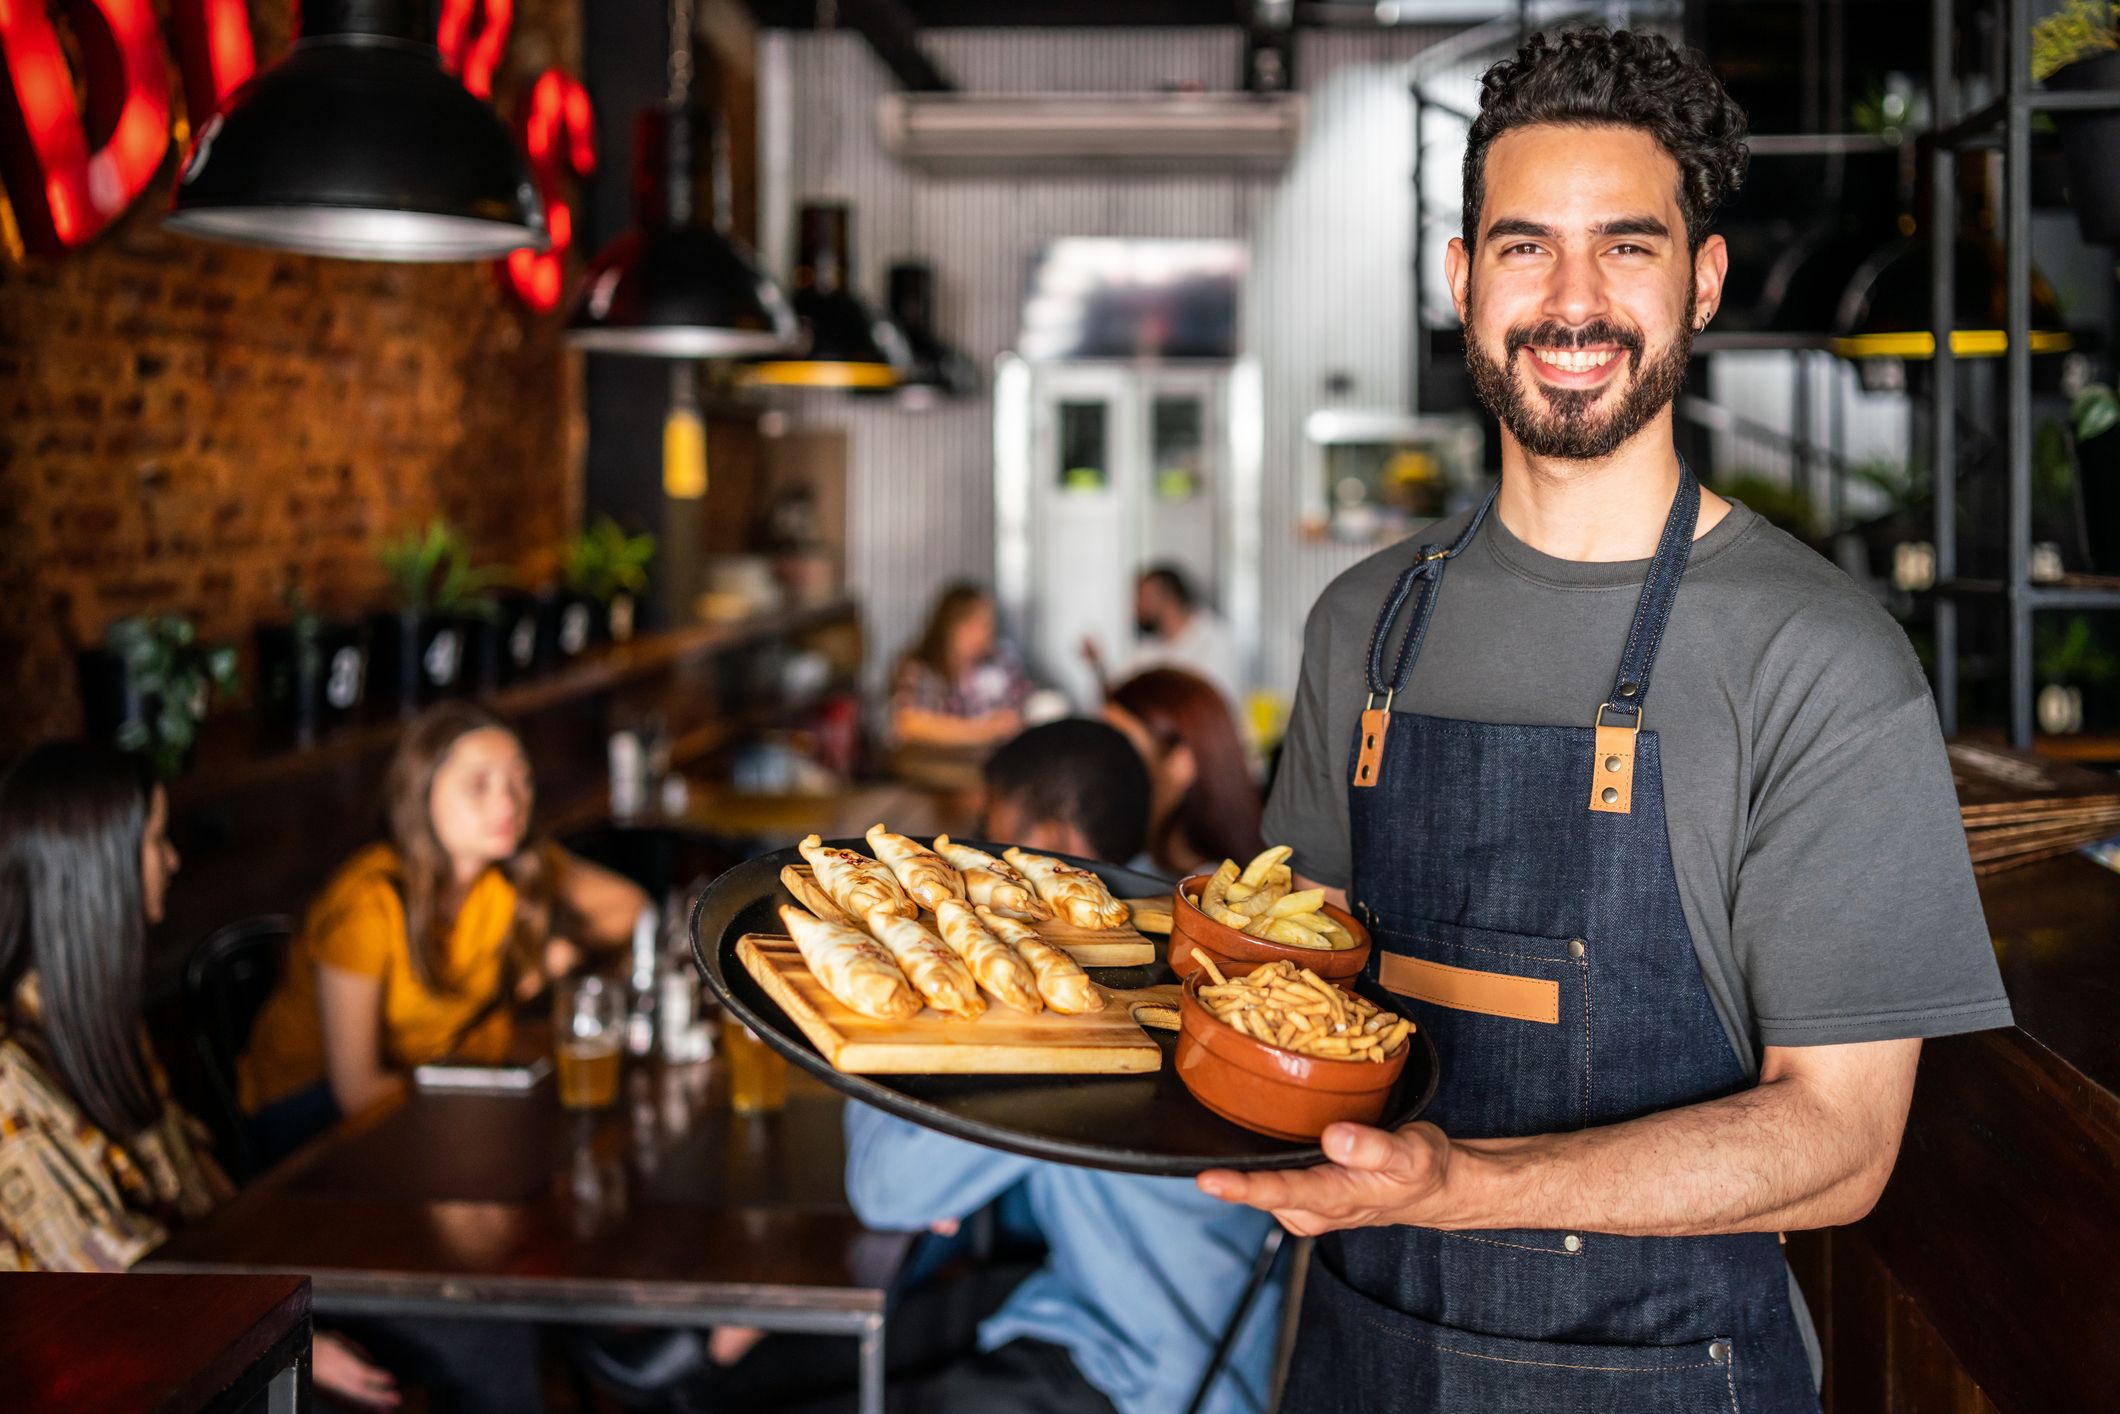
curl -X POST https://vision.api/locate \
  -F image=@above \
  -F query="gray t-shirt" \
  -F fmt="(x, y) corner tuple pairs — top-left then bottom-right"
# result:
(1264, 499), (2013, 1070)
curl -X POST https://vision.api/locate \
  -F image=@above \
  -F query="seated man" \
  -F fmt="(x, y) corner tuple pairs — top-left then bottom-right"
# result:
(702, 721), (1284, 1414)
(846, 719), (1284, 1414)
(980, 717), (1162, 876)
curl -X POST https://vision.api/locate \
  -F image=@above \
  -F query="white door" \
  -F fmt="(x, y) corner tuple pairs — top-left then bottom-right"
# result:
(998, 360), (1253, 713)
(1024, 364), (1134, 711)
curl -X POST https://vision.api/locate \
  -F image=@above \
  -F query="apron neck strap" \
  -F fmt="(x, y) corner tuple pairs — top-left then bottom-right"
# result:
(1364, 483), (1501, 699)
(1363, 459), (1703, 709)
(1598, 458), (1701, 724)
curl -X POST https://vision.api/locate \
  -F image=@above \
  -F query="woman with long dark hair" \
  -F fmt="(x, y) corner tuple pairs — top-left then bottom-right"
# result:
(1105, 668), (1265, 878)
(240, 701), (648, 1124)
(0, 741), (400, 1407)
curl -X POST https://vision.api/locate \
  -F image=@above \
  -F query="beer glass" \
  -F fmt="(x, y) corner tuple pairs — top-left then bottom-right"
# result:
(555, 975), (623, 1109)
(721, 1016), (787, 1115)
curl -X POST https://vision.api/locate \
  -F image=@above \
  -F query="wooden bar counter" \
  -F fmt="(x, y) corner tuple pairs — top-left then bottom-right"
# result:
(1791, 852), (2120, 1412)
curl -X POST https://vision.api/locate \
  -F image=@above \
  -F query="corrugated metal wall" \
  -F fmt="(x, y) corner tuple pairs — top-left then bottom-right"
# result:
(759, 26), (1455, 702)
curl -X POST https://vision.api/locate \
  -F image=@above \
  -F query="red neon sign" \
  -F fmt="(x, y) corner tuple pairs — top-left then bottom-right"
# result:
(0, 0), (592, 311)
(0, 0), (173, 252)
(503, 68), (594, 313)
(169, 0), (257, 127)
(437, 0), (513, 101)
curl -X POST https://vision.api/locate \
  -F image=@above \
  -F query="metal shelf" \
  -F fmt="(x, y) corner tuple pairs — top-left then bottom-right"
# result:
(1926, 0), (2116, 746)
(1691, 331), (1843, 353)
(1934, 87), (2120, 151)
(1746, 133), (1903, 156)
(1934, 580), (2120, 609)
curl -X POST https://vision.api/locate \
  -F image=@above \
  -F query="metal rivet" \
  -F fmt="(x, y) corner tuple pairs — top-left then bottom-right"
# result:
(1708, 1341), (1730, 1364)
(1618, 681), (1638, 698)
(1562, 1234), (1582, 1253)
(1603, 755), (1622, 772)
(1600, 786), (1619, 804)
(1568, 939), (1585, 959)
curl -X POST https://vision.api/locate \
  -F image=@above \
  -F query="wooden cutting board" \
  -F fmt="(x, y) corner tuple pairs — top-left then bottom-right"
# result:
(786, 866), (1163, 967)
(737, 935), (1178, 1074)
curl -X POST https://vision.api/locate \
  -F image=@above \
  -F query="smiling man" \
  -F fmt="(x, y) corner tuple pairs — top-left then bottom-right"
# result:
(1200, 28), (2012, 1413)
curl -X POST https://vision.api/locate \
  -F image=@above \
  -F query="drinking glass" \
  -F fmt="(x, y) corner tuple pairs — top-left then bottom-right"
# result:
(721, 1016), (788, 1115)
(554, 975), (623, 1110)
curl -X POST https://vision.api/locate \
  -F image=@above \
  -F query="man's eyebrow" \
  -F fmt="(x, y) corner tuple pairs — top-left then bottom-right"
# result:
(1482, 216), (1673, 242)
(1593, 216), (1671, 239)
(1483, 218), (1556, 241)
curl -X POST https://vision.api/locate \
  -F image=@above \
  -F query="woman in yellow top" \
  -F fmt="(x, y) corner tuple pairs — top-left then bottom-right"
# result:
(241, 701), (649, 1137)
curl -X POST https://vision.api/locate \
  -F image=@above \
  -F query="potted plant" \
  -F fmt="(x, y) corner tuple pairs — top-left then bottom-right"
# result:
(255, 591), (367, 743)
(371, 521), (506, 713)
(564, 518), (657, 645)
(2035, 614), (2120, 735)
(2033, 1), (2120, 243)
(76, 615), (239, 779)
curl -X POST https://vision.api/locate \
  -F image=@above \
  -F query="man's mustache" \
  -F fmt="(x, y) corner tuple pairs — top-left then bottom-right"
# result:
(1505, 320), (1645, 358)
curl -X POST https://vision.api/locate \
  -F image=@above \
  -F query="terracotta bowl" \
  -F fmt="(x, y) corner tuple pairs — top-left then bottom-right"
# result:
(1168, 873), (1372, 983)
(1174, 971), (1409, 1141)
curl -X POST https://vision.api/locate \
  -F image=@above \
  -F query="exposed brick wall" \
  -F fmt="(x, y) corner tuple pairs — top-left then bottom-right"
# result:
(0, 0), (587, 756)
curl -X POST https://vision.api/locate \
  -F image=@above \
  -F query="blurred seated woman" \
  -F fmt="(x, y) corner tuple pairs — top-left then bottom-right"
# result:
(890, 582), (1034, 751)
(0, 742), (400, 1408)
(239, 702), (648, 1142)
(1104, 668), (1265, 879)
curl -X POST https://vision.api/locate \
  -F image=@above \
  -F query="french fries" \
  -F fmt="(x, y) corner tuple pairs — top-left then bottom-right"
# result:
(1187, 846), (1358, 950)
(1190, 952), (1411, 1063)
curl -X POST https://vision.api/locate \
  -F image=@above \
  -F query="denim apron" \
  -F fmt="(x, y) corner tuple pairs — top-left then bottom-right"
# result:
(1282, 465), (1820, 1414)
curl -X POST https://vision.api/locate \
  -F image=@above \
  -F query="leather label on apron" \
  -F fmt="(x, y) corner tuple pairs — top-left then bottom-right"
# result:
(1588, 723), (1637, 815)
(1377, 953), (1560, 1024)
(1353, 708), (1390, 788)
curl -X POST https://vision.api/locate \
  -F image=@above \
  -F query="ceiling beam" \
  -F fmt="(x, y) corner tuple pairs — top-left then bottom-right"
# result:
(841, 0), (954, 91)
(743, 0), (954, 89)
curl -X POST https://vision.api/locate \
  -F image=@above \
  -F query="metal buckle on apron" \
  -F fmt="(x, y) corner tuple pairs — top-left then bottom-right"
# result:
(1353, 687), (1394, 789)
(1588, 701), (1641, 815)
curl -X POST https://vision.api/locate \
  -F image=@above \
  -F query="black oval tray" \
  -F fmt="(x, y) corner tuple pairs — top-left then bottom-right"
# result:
(691, 840), (1438, 1176)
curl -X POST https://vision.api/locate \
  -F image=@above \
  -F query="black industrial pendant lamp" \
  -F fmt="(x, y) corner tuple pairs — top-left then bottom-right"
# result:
(748, 202), (909, 389)
(566, 0), (797, 357)
(861, 261), (976, 407)
(164, 0), (544, 261)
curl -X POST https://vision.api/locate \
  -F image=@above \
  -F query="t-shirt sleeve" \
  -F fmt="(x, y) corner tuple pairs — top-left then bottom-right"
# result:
(1733, 622), (2012, 1049)
(1263, 596), (1354, 890)
(305, 875), (401, 980)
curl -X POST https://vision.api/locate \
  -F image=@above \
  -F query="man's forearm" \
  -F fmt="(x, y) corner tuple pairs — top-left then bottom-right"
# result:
(1436, 1064), (1906, 1237)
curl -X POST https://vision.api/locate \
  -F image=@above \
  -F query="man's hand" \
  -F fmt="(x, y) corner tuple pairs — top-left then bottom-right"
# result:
(1203, 1038), (1921, 1241)
(1198, 1121), (1461, 1237)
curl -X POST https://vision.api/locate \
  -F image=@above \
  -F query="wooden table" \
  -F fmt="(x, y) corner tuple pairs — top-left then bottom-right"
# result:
(6, 1272), (310, 1412)
(144, 1062), (912, 1414)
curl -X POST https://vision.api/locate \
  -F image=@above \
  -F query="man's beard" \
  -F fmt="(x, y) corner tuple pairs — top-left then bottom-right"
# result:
(1464, 291), (1695, 461)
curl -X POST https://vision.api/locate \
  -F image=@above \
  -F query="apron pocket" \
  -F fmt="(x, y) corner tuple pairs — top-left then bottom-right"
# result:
(1294, 1253), (1742, 1414)
(1368, 915), (1590, 1134)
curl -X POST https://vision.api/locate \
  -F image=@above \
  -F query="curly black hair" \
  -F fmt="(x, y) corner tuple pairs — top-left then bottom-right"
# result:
(1462, 28), (1749, 253)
